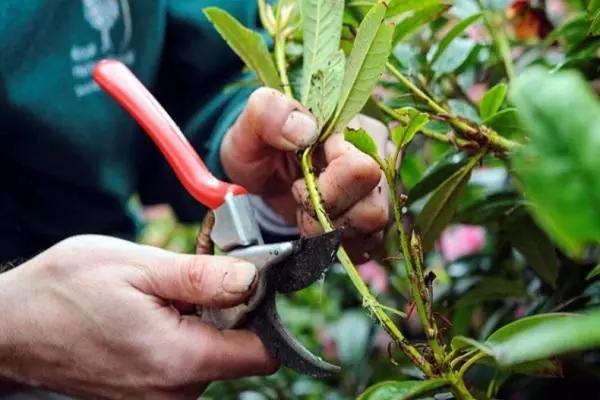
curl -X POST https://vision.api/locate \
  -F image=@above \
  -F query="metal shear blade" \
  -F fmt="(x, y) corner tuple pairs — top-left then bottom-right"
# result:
(247, 229), (343, 378)
(271, 229), (343, 294)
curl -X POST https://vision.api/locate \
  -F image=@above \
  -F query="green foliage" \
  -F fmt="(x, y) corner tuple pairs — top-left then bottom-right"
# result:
(358, 379), (450, 400)
(300, 0), (344, 105)
(305, 50), (346, 128)
(479, 83), (507, 120)
(415, 152), (482, 251)
(390, 107), (429, 149)
(387, 0), (444, 18)
(392, 5), (446, 44)
(332, 2), (394, 134)
(510, 67), (600, 257)
(430, 13), (484, 65)
(160, 1), (600, 399)
(491, 310), (598, 367)
(203, 7), (282, 91)
(504, 212), (559, 288)
(344, 127), (382, 162)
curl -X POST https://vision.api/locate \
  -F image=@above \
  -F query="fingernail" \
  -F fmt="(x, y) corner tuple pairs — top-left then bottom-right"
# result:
(223, 262), (257, 294)
(281, 111), (318, 149)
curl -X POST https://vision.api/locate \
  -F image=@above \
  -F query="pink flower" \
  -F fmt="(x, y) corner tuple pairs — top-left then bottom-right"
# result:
(438, 225), (487, 263)
(358, 261), (389, 294)
(467, 23), (487, 43)
(142, 204), (171, 221)
(317, 328), (338, 360)
(467, 83), (489, 104)
(548, 0), (568, 19)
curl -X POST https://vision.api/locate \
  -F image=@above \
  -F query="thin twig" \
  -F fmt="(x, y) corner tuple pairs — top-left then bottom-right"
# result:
(385, 62), (519, 154)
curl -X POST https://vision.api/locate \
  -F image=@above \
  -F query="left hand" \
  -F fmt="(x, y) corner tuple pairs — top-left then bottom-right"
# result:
(220, 88), (392, 262)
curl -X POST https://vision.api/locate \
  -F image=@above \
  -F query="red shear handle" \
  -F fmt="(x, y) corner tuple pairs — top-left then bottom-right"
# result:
(93, 59), (247, 210)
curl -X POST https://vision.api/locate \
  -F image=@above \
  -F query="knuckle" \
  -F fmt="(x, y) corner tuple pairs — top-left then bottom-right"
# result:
(351, 153), (383, 186)
(359, 202), (390, 232)
(298, 210), (322, 236)
(185, 257), (208, 293)
(248, 87), (280, 113)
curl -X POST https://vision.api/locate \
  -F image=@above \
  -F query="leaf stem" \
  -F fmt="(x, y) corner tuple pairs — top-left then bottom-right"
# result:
(385, 165), (445, 366)
(301, 147), (434, 377)
(275, 33), (293, 98)
(377, 101), (474, 149)
(458, 352), (486, 379)
(274, 4), (292, 98)
(487, 370), (503, 398)
(450, 349), (479, 370)
(476, 2), (515, 82)
(385, 62), (519, 154)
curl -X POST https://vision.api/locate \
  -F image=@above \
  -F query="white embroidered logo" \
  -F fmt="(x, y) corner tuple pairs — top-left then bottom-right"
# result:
(82, 0), (120, 53)
(70, 0), (136, 98)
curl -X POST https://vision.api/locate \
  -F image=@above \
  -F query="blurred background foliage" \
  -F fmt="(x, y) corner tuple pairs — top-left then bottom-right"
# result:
(134, 0), (600, 398)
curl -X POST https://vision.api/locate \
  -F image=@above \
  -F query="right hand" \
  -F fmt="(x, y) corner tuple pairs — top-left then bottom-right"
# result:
(0, 235), (278, 399)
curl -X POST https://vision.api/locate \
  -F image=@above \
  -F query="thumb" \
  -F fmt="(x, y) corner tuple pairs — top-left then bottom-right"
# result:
(223, 88), (318, 159)
(136, 252), (259, 308)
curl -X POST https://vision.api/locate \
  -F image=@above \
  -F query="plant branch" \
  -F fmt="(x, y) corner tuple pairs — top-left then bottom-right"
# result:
(377, 102), (475, 150)
(274, 5), (293, 98)
(385, 62), (519, 155)
(300, 147), (434, 376)
(384, 164), (444, 366)
(476, 2), (515, 82)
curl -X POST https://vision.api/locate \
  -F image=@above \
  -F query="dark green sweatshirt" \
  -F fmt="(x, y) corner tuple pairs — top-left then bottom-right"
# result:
(0, 0), (266, 263)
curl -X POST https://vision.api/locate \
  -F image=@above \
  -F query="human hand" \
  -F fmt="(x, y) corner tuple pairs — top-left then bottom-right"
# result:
(220, 88), (392, 262)
(0, 235), (278, 399)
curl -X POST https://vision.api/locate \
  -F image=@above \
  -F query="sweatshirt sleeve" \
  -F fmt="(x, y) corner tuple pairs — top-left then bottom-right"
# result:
(137, 0), (299, 240)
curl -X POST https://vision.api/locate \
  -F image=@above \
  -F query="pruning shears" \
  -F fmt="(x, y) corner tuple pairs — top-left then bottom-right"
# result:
(92, 59), (342, 378)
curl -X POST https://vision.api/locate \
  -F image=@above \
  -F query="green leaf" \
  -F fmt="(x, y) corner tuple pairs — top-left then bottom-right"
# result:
(510, 67), (600, 257)
(504, 213), (559, 289)
(305, 51), (346, 128)
(487, 313), (576, 344)
(430, 37), (478, 75)
(300, 0), (344, 105)
(331, 309), (371, 366)
(479, 83), (508, 120)
(344, 128), (381, 162)
(390, 108), (430, 148)
(454, 192), (526, 226)
(430, 13), (483, 65)
(589, 0), (600, 35)
(393, 5), (446, 45)
(333, 3), (394, 133)
(587, 265), (600, 280)
(358, 379), (450, 400)
(456, 277), (528, 308)
(203, 7), (282, 91)
(483, 108), (526, 138)
(406, 151), (470, 206)
(451, 314), (572, 377)
(491, 310), (595, 367)
(415, 152), (482, 251)
(387, 0), (444, 18)
(451, 335), (493, 355)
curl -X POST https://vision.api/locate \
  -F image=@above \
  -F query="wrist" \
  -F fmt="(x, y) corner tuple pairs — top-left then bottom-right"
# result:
(0, 255), (46, 384)
(0, 269), (19, 380)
